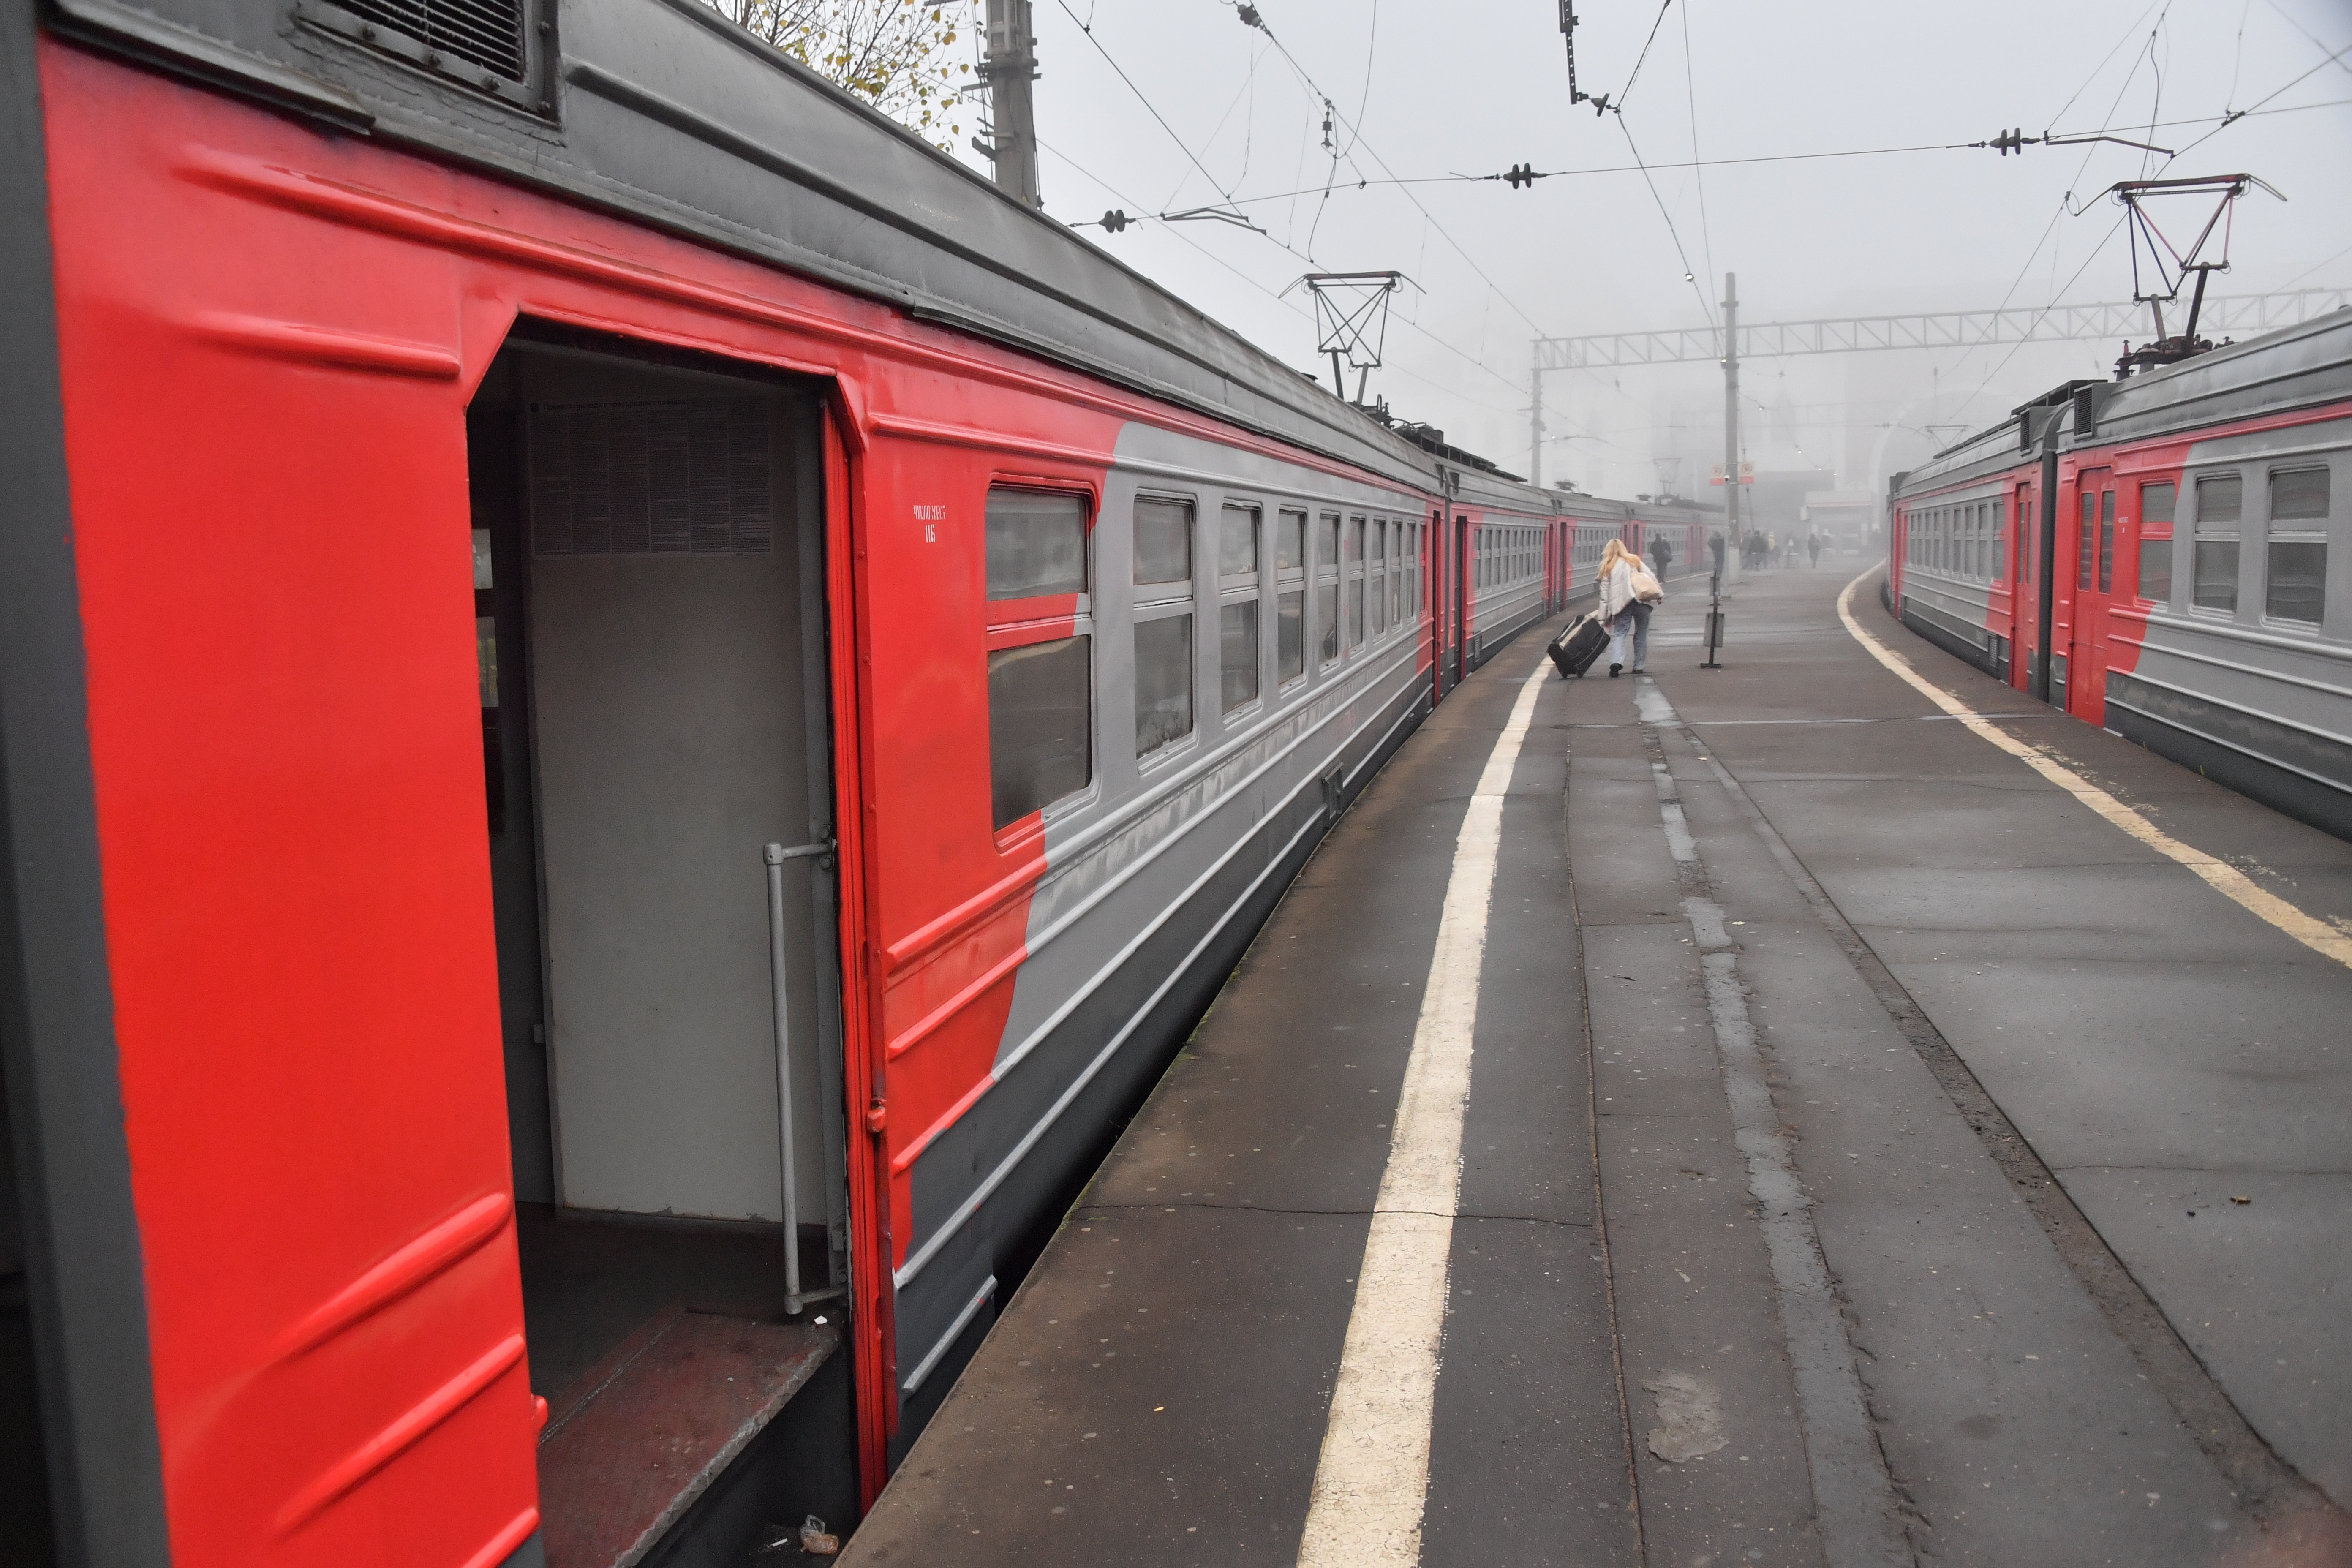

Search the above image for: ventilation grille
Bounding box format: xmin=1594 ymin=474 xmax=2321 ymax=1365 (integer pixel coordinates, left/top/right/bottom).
xmin=340 ymin=0 xmax=525 ymax=82
xmin=530 ymin=400 xmax=775 ymax=558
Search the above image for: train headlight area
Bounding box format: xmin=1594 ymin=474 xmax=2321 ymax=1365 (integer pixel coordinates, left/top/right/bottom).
xmin=2 ymin=0 xmax=2349 ymax=1562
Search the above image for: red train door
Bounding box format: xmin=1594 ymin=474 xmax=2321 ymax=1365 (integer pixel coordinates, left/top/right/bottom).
xmin=2070 ymin=467 xmax=2117 ymax=722
xmin=2007 ymin=479 xmax=2033 ymax=690
xmin=1453 ymin=513 xmax=1472 ymax=684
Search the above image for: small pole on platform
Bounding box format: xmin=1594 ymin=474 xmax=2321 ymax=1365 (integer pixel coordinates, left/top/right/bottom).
xmin=1701 ymin=568 xmax=1724 ymax=669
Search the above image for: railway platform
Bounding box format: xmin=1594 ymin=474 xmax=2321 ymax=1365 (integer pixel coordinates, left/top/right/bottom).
xmin=839 ymin=565 xmax=2352 ymax=1568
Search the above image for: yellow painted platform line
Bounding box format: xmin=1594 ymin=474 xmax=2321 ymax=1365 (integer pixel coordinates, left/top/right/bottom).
xmin=1838 ymin=570 xmax=2352 ymax=972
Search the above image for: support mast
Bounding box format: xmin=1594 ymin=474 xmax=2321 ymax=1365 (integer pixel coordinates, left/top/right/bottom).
xmin=1722 ymin=273 xmax=1741 ymax=544
xmin=980 ymin=0 xmax=1042 ymax=208
xmin=1529 ymin=366 xmax=1544 ymax=490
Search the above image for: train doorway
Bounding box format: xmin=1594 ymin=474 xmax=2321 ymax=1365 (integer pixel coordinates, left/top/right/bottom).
xmin=468 ymin=326 xmax=857 ymax=1563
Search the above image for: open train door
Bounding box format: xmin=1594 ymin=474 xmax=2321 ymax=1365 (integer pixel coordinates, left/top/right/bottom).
xmin=468 ymin=325 xmax=868 ymax=1560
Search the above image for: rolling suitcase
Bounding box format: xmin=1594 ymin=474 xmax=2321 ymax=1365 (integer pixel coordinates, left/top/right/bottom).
xmin=1546 ymin=612 xmax=1611 ymax=678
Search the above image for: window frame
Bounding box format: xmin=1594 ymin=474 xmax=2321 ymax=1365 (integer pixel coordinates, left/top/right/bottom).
xmin=983 ymin=483 xmax=1098 ymax=838
xmin=2137 ymin=479 xmax=2175 ymax=607
xmin=2262 ymin=463 xmax=2331 ymax=631
xmin=1217 ymin=500 xmax=1264 ymax=717
xmin=1275 ymin=506 xmax=1309 ymax=689
xmin=1132 ymin=490 xmax=1200 ymax=764
xmin=2191 ymin=470 xmax=2243 ymax=617
xmin=1316 ymin=511 xmax=1342 ymax=668
xmin=1345 ymin=514 xmax=1367 ymax=650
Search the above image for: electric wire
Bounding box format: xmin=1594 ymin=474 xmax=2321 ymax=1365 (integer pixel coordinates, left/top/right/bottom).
xmin=2262 ymin=0 xmax=2352 ymax=79
xmin=1614 ymin=112 xmax=1716 ymax=329
xmin=1034 ymin=13 xmax=1571 ymax=423
xmin=1035 ymin=135 xmax=1552 ymax=429
xmin=1614 ymin=0 xmax=1674 ymax=112
xmin=1172 ymin=95 xmax=2348 ymax=211
xmin=1940 ymin=1 xmax=2176 ymax=392
xmin=1679 ymin=0 xmax=1718 ymax=305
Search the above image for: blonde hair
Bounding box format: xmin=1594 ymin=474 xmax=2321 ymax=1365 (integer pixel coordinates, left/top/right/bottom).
xmin=1599 ymin=538 xmax=1642 ymax=576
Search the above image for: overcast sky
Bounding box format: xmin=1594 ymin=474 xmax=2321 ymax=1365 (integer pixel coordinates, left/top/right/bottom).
xmin=943 ymin=0 xmax=2352 ymax=499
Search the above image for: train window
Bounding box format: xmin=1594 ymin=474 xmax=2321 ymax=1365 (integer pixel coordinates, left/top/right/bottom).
xmin=1220 ymin=502 xmax=1260 ymax=579
xmin=985 ymin=489 xmax=1094 ymax=829
xmin=1369 ymin=519 xmax=1387 ymax=637
xmin=1318 ymin=512 xmax=1341 ymax=666
xmin=1277 ymin=508 xmax=1307 ymax=686
xmin=1135 ymin=495 xmax=1195 ymax=756
xmin=1220 ymin=504 xmax=1261 ymax=714
xmin=988 ymin=490 xmax=1089 ymax=599
xmin=2097 ymin=490 xmax=2115 ymax=593
xmin=1134 ymin=615 xmax=1193 ymax=755
xmin=1346 ymin=517 xmax=1366 ymax=648
xmin=2265 ymin=468 xmax=2330 ymax=626
xmin=1277 ymin=509 xmax=1306 ymax=573
xmin=2077 ymin=493 xmax=2096 ymax=593
xmin=2194 ymin=474 xmax=2241 ymax=613
xmin=1135 ymin=495 xmax=1193 ymax=588
xmin=2273 ymin=466 xmax=2329 ymax=522
xmin=988 ymin=637 xmax=1092 ymax=829
xmin=1991 ymin=499 xmax=2007 ymax=580
xmin=1390 ymin=524 xmax=1404 ymax=626
xmin=2139 ymin=483 xmax=2175 ymax=604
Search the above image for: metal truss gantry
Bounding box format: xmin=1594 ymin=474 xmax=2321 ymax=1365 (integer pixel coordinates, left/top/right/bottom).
xmin=1533 ymin=286 xmax=2349 ymax=372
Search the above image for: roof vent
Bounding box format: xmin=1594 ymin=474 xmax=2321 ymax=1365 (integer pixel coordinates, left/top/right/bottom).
xmin=343 ymin=0 xmax=524 ymax=78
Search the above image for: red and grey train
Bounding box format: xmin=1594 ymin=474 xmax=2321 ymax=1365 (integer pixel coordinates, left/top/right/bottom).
xmin=1887 ymin=309 xmax=2352 ymax=838
xmin=0 ymin=0 xmax=1715 ymax=1561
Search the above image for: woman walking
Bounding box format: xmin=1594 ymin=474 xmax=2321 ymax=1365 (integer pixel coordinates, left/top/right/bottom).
xmin=1597 ymin=538 xmax=1660 ymax=677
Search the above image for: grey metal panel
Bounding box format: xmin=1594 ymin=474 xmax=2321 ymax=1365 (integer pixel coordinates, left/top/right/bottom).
xmin=2107 ymin=669 xmax=2352 ymax=841
xmin=2089 ymin=309 xmax=2352 ymax=446
xmin=0 ymin=0 xmax=172 ymax=1557
xmin=43 ymin=0 xmax=1454 ymax=489
xmin=2129 ymin=612 xmax=2352 ymax=762
xmin=1894 ymin=420 xmax=2033 ymax=499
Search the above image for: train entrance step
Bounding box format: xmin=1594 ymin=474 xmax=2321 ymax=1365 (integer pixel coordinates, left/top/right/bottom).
xmin=538 ymin=1307 xmax=838 ymax=1568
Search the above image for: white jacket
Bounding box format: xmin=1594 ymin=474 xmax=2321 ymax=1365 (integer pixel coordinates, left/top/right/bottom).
xmin=1601 ymin=559 xmax=1640 ymax=618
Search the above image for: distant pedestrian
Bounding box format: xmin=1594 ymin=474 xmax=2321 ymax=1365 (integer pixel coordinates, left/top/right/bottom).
xmin=1598 ymin=538 xmax=1662 ymax=677
xmin=1652 ymin=536 xmax=1674 ymax=578
xmin=1807 ymin=531 xmax=1821 ymax=569
xmin=1709 ymin=529 xmax=1728 ymax=581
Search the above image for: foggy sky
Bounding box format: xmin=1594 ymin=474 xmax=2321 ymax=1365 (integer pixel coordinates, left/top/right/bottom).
xmin=946 ymin=0 xmax=2352 ymax=499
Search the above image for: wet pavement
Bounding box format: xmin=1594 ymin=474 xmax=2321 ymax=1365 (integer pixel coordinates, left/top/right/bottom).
xmin=842 ymin=564 xmax=2352 ymax=1568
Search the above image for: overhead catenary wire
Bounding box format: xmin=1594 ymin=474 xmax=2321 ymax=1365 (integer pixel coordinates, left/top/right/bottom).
xmin=1036 ymin=136 xmax=1573 ymax=433
xmin=1162 ymin=95 xmax=2348 ymax=212
xmin=1678 ymin=0 xmax=1718 ymax=301
xmin=1033 ymin=12 xmax=1584 ymax=431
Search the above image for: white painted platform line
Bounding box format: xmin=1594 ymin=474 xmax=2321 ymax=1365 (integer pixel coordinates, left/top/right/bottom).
xmin=1838 ymin=572 xmax=2352 ymax=972
xmin=1293 ymin=660 xmax=1552 ymax=1568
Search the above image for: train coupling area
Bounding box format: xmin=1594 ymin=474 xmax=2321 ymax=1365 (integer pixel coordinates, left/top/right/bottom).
xmin=843 ymin=567 xmax=2352 ymax=1568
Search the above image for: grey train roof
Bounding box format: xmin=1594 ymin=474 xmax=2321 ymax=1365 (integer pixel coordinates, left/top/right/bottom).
xmin=46 ymin=0 xmax=1582 ymax=505
xmin=1894 ymin=308 xmax=2352 ymax=499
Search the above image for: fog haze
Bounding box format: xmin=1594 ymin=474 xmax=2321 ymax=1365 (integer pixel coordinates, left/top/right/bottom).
xmin=953 ymin=0 xmax=2352 ymax=499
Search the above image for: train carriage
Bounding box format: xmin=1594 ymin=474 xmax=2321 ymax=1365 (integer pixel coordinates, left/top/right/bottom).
xmin=0 ymin=0 xmax=1690 ymax=1559
xmin=1889 ymin=309 xmax=2352 ymax=839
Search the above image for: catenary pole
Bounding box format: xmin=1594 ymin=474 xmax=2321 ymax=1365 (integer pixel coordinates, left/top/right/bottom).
xmin=981 ymin=0 xmax=1043 ymax=207
xmin=1529 ymin=366 xmax=1543 ymax=490
xmin=1722 ymin=272 xmax=1741 ymax=547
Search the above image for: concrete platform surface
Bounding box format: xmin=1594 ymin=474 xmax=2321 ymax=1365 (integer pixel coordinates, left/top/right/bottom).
xmin=841 ymin=564 xmax=2352 ymax=1568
